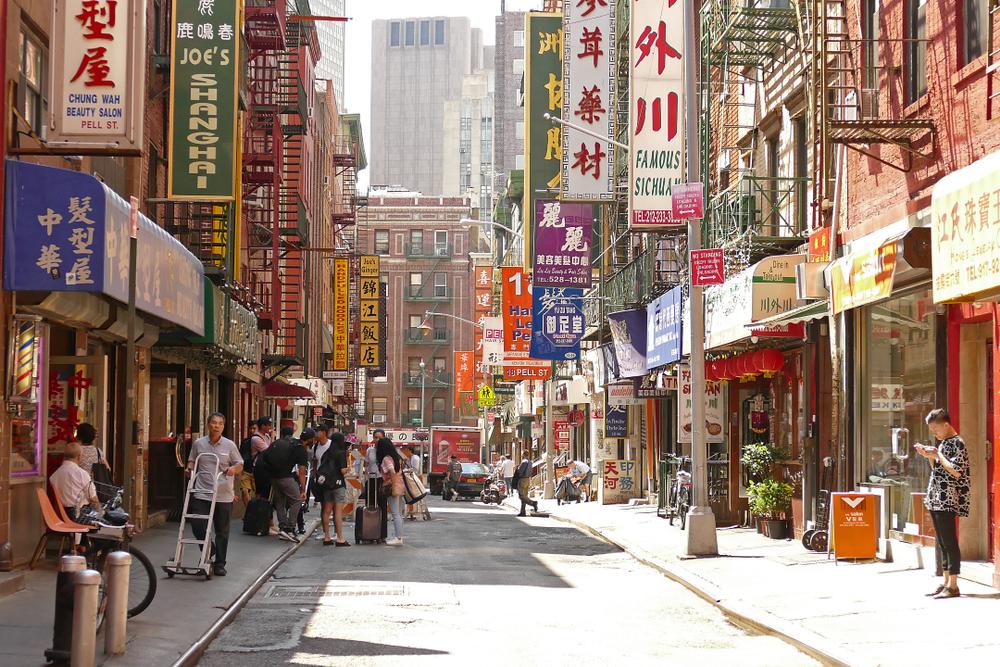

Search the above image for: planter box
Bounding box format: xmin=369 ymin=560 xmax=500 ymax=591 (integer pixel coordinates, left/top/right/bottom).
xmin=763 ymin=519 xmax=788 ymax=540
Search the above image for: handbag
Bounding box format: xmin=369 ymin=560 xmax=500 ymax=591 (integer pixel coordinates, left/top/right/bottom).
xmin=402 ymin=469 xmax=428 ymax=505
xmin=91 ymin=448 xmax=115 ymax=502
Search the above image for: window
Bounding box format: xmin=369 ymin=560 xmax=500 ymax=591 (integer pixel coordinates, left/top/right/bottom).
xmin=405 ymin=21 xmax=415 ymax=46
xmin=433 ymin=357 xmax=446 ymax=373
xmin=153 ymin=0 xmax=166 ymax=54
xmin=435 ymin=20 xmax=446 ymax=45
xmin=409 ymin=314 xmax=424 ymax=332
xmin=434 ymin=272 xmax=448 ymax=297
xmin=432 ymin=397 xmax=447 ymax=424
xmin=407 ymin=397 xmax=421 ymax=418
xmin=374 ymin=230 xmax=390 ymax=254
xmin=390 ymin=22 xmax=401 ymax=47
xmin=512 ymin=58 xmax=524 ymax=75
xmin=409 ymin=229 xmax=423 ymax=255
xmin=420 ymin=20 xmax=430 ymax=46
xmin=513 ymin=30 xmax=525 ymax=48
xmin=372 ymin=397 xmax=388 ymax=422
xmin=862 ymin=0 xmax=880 ymax=96
xmin=906 ymin=0 xmax=928 ymax=103
xmin=434 ymin=230 xmax=449 ymax=255
xmin=409 ymin=272 xmax=423 ymax=297
xmin=17 ymin=27 xmax=46 ymax=137
xmin=859 ymin=288 xmax=936 ymax=538
xmin=963 ymin=0 xmax=988 ymax=65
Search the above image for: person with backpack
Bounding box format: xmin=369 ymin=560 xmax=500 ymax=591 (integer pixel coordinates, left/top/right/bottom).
xmin=315 ymin=431 xmax=351 ymax=546
xmin=259 ymin=426 xmax=308 ymax=542
xmin=75 ymin=423 xmax=113 ymax=501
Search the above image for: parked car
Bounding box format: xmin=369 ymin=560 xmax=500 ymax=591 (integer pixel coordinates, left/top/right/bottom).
xmin=454 ymin=462 xmax=489 ymax=499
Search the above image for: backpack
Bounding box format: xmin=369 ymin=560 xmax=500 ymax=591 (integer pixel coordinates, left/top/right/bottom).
xmin=91 ymin=448 xmax=114 ymax=502
xmin=239 ymin=436 xmax=255 ymax=469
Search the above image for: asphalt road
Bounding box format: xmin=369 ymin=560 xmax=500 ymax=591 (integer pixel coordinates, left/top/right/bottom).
xmin=200 ymin=499 xmax=817 ymax=666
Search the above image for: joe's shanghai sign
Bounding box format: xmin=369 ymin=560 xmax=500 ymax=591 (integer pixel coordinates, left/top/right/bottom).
xmin=168 ymin=0 xmax=240 ymax=200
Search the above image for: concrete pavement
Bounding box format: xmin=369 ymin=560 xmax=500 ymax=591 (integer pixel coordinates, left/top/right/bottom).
xmin=502 ymin=494 xmax=1000 ymax=667
xmin=200 ymin=498 xmax=817 ymax=666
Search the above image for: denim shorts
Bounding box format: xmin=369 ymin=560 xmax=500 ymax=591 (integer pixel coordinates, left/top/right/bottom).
xmin=321 ymin=486 xmax=347 ymax=503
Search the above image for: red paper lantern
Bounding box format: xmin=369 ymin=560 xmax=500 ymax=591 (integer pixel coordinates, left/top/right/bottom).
xmin=716 ymin=358 xmax=735 ymax=382
xmin=706 ymin=360 xmax=723 ymax=383
xmin=736 ymin=353 xmax=758 ymax=380
xmin=755 ymin=349 xmax=785 ymax=378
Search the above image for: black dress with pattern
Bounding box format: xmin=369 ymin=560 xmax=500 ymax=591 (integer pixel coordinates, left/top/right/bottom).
xmin=923 ymin=435 xmax=971 ymax=517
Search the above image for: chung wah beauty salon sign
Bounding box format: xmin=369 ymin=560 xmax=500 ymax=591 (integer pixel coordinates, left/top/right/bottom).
xmin=50 ymin=0 xmax=146 ymax=151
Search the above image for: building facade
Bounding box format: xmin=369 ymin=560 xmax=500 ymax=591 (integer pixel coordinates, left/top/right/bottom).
xmin=312 ymin=0 xmax=347 ymax=109
xmin=360 ymin=189 xmax=476 ymax=430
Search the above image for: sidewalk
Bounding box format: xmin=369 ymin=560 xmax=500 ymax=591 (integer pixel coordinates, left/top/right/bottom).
xmin=503 ymin=495 xmax=1000 ymax=667
xmin=0 ymin=514 xmax=316 ymax=667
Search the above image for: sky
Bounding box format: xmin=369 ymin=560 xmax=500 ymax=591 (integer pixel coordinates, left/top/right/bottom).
xmin=343 ymin=0 xmax=544 ymax=188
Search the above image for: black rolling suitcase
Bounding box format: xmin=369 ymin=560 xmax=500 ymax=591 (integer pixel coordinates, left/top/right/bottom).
xmin=243 ymin=498 xmax=271 ymax=536
xmin=355 ymin=480 xmax=383 ymax=544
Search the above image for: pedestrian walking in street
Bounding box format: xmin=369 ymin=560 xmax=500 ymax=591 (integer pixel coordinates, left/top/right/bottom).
xmin=185 ymin=412 xmax=243 ymax=577
xmin=512 ymin=451 xmax=539 ymax=517
xmin=364 ymin=429 xmax=389 ymax=541
xmin=917 ymin=408 xmax=971 ymax=599
xmin=568 ymin=459 xmax=593 ymax=502
xmin=49 ymin=441 xmax=101 ymax=521
xmin=500 ymin=454 xmax=516 ymax=497
xmin=316 ymin=431 xmax=351 ymax=546
xmin=444 ymin=455 xmax=463 ymax=501
xmin=260 ymin=426 xmax=308 ymax=543
xmin=378 ymin=437 xmax=406 ymax=546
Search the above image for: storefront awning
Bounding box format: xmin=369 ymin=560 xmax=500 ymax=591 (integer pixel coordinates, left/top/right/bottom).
xmin=704 ymin=254 xmax=807 ymax=350
xmin=3 ymin=160 xmax=205 ymax=334
xmin=829 ymin=227 xmax=930 ymax=314
xmin=264 ymin=381 xmax=315 ymax=399
xmin=754 ymin=300 xmax=830 ymax=327
xmin=931 ymin=149 xmax=1000 ymax=303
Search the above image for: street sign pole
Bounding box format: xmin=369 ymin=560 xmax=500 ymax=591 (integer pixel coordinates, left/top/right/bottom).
xmin=684 ymin=0 xmax=718 ymax=556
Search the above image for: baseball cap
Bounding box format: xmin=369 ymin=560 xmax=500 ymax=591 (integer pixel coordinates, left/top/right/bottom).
xmin=300 ymin=428 xmax=316 ymax=441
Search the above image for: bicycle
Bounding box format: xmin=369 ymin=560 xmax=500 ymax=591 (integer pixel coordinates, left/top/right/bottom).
xmin=666 ymin=456 xmax=692 ymax=530
xmin=76 ymin=483 xmax=157 ymax=626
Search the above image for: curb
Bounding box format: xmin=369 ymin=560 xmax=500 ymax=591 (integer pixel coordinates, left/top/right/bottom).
xmin=503 ymin=498 xmax=873 ymax=667
xmin=169 ymin=519 xmax=320 ymax=667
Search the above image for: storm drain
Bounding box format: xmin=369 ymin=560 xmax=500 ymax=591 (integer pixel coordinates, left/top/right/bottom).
xmin=265 ymin=583 xmax=406 ymax=601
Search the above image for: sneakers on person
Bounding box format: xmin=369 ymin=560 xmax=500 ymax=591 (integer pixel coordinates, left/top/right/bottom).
xmin=934 ymin=587 xmax=960 ymax=599
xmin=278 ymin=530 xmax=299 ymax=543
xmin=212 ymin=565 xmax=227 ymax=577
xmin=385 ymin=537 xmax=402 ymax=546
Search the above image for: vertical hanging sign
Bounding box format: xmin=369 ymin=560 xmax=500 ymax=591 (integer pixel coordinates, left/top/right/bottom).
xmin=533 ymin=200 xmax=595 ymax=288
xmin=332 ymin=258 xmax=349 ymax=371
xmin=359 ymin=255 xmax=381 ymax=368
xmin=454 ymin=351 xmax=475 ymax=412
xmin=561 ymin=0 xmax=616 ymax=200
xmin=168 ymin=0 xmax=240 ymax=200
xmin=524 ymin=12 xmax=564 ymax=268
xmin=629 ymin=0 xmax=685 ymax=229
xmin=474 ymin=265 xmax=493 ymax=379
xmin=50 ymin=0 xmax=146 ymax=151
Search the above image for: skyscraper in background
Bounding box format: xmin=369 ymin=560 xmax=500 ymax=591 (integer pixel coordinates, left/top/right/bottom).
xmin=370 ymin=16 xmax=478 ymax=195
xmin=312 ymin=0 xmax=347 ymax=109
xmin=493 ymin=8 xmax=526 ymax=188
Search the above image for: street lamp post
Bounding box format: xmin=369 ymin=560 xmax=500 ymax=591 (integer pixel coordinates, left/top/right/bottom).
xmin=419 ymin=360 xmax=426 ymax=430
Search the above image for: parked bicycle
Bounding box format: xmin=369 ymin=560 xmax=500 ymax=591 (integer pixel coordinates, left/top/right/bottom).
xmin=76 ymin=483 xmax=157 ymax=626
xmin=665 ymin=456 xmax=692 ymax=529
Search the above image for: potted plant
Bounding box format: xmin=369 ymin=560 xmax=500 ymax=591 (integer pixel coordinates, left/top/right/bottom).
xmin=747 ymin=479 xmax=793 ymax=539
xmin=742 ymin=442 xmax=775 ymax=531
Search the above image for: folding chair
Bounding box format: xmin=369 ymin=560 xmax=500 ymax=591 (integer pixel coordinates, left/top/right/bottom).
xmin=29 ymin=488 xmax=92 ymax=569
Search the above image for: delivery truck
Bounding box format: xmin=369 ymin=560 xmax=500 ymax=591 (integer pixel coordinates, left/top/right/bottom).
xmin=426 ymin=425 xmax=482 ymax=493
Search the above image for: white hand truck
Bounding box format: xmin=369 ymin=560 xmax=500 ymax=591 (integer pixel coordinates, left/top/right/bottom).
xmin=162 ymin=452 xmax=224 ymax=580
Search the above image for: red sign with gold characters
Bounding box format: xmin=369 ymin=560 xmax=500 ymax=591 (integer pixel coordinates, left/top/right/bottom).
xmin=809 ymin=226 xmax=833 ymax=262
xmin=454 ymin=351 xmax=474 ymax=411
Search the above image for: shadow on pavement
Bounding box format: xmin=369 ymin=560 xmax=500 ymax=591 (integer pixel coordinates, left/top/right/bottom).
xmin=296 ymin=638 xmax=449 ymax=657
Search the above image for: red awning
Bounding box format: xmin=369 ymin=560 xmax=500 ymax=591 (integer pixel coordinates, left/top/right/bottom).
xmin=264 ymin=381 xmax=315 ymax=399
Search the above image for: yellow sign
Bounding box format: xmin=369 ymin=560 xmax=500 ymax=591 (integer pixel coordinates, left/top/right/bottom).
xmin=333 ymin=259 xmax=349 ymax=371
xmin=477 ymin=385 xmax=496 ymax=407
xmin=359 ymin=255 xmax=381 ymax=368
xmin=360 ymin=255 xmax=380 ymax=277
xmin=932 ymin=150 xmax=1000 ymax=302
xmin=829 ymin=241 xmax=897 ymax=314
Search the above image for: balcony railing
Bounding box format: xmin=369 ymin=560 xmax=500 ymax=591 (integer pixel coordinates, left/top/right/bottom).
xmin=404 ymin=286 xmax=453 ymax=301
xmin=405 ymin=243 xmax=453 ymax=258
xmin=405 ymin=328 xmax=450 ymax=344
xmin=705 ymin=174 xmax=806 ymax=252
xmin=404 ymin=371 xmax=452 ymax=387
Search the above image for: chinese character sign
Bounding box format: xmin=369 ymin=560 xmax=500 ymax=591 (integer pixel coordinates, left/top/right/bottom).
xmin=359 ymin=255 xmax=381 ymax=368
xmin=605 ymin=402 xmax=628 ymax=438
xmin=602 ymin=459 xmax=637 ymax=504
xmin=332 ymin=259 xmax=349 ymax=371
xmin=676 ymin=363 xmax=724 ymax=444
xmin=50 ymin=0 xmax=146 ymax=150
xmin=629 ymin=0 xmax=685 ymax=229
xmin=561 ymin=0 xmax=616 ymax=200
xmin=482 ymin=316 xmax=505 ymax=366
xmin=168 ymin=0 xmax=240 ymax=199
xmin=533 ymin=200 xmax=594 ymax=288
xmin=530 ymin=287 xmax=584 ymax=360
xmin=525 ymin=12 xmax=564 ymax=268
xmin=454 ymin=351 xmax=474 ymax=412
xmin=646 ymin=286 xmax=682 ymax=368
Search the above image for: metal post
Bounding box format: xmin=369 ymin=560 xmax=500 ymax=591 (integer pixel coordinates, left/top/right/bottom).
xmin=45 ymin=555 xmax=86 ymax=663
xmin=122 ymin=196 xmax=139 ymax=513
xmin=70 ymin=569 xmax=101 ymax=667
xmin=685 ymin=0 xmax=718 ymax=556
xmin=419 ymin=360 xmax=426 ymax=429
xmin=104 ymin=551 xmax=132 ymax=656
xmin=543 ymin=364 xmax=555 ymax=499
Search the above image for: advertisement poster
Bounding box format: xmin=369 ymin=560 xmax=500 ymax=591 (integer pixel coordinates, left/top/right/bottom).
xmin=533 ymin=201 xmax=594 ymax=288
xmin=431 ymin=429 xmax=481 ymax=472
xmin=605 ymin=403 xmax=628 ymax=438
xmin=676 ymin=363 xmax=724 ymax=443
xmin=561 ymin=0 xmax=616 ymax=200
xmin=530 ymin=287 xmax=584 ymax=360
xmin=646 ymin=286 xmax=682 ymax=368
xmin=831 ymin=493 xmax=879 ymax=560
xmin=608 ymin=309 xmax=648 ymax=378
xmin=602 ymin=459 xmax=637 ymax=504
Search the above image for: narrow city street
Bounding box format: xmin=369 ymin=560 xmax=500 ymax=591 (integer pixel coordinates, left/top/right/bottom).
xmin=199 ymin=499 xmax=816 ymax=666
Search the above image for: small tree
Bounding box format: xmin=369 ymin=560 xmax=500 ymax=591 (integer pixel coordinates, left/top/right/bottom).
xmin=747 ymin=479 xmax=793 ymax=520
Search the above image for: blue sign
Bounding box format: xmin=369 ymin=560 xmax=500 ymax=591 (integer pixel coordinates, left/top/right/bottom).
xmin=530 ymin=287 xmax=584 ymax=360
xmin=646 ymin=286 xmax=683 ymax=369
xmin=605 ymin=402 xmax=628 ymax=438
xmin=4 ymin=161 xmax=205 ymax=334
xmin=608 ymin=308 xmax=648 ymax=378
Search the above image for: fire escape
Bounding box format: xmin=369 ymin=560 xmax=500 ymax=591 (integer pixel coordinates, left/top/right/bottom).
xmin=243 ymin=1 xmax=319 ymax=376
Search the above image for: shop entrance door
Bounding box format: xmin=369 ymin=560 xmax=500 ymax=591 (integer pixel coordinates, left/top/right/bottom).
xmin=148 ymin=364 xmax=192 ymax=513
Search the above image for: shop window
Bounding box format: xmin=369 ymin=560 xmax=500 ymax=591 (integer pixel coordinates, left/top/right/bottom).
xmin=17 ymin=26 xmax=47 ymax=137
xmin=906 ymin=0 xmax=928 ymax=103
xmin=859 ymin=288 xmax=936 ymax=536
xmin=963 ymin=0 xmax=988 ymax=65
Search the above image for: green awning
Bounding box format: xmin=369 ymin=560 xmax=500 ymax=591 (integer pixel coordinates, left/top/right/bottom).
xmin=754 ymin=300 xmax=829 ymax=326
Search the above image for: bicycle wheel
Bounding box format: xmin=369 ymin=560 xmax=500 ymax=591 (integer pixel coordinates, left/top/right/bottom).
xmin=667 ymin=486 xmax=678 ymax=526
xmin=126 ymin=546 xmax=157 ymax=617
xmin=679 ymin=488 xmax=689 ymax=530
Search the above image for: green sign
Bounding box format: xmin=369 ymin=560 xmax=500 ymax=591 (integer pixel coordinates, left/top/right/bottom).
xmin=168 ymin=0 xmax=240 ymax=200
xmin=524 ymin=13 xmax=563 ymax=268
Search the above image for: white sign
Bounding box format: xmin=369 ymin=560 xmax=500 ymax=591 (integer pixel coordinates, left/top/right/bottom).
xmin=601 ymin=459 xmax=637 ymax=504
xmin=50 ymin=0 xmax=146 ymax=151
xmin=377 ymin=428 xmax=429 ymax=444
xmin=329 ymin=380 xmax=346 ymax=397
xmin=561 ymin=0 xmax=617 ymax=200
xmin=607 ymin=382 xmax=643 ymax=406
xmin=676 ymin=363 xmax=724 ymax=443
xmin=871 ymin=384 xmax=905 ymax=412
xmin=482 ymin=316 xmax=505 ymax=365
xmin=628 ymin=0 xmax=685 ymax=229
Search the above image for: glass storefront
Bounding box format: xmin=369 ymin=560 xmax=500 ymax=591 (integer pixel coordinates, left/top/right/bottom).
xmin=859 ymin=286 xmax=937 ymax=536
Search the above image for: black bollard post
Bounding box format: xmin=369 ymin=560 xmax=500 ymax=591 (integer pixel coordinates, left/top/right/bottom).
xmin=44 ymin=554 xmax=86 ymax=664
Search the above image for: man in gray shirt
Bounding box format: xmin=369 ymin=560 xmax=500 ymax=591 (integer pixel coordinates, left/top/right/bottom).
xmin=186 ymin=412 xmax=243 ymax=576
